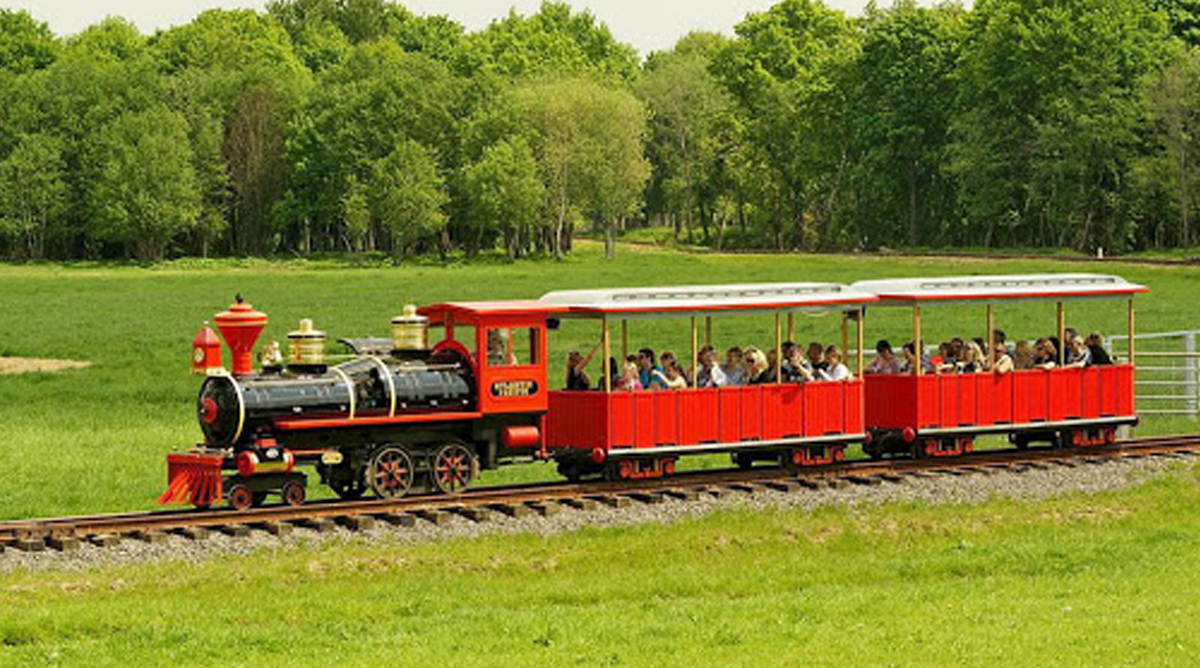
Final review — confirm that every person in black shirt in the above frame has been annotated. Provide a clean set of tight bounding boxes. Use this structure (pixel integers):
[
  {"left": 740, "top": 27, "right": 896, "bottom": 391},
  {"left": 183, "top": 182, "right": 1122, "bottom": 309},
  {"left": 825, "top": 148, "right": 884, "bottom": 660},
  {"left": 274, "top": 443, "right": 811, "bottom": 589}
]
[
  {"left": 1086, "top": 333, "right": 1113, "bottom": 366},
  {"left": 565, "top": 341, "right": 601, "bottom": 391}
]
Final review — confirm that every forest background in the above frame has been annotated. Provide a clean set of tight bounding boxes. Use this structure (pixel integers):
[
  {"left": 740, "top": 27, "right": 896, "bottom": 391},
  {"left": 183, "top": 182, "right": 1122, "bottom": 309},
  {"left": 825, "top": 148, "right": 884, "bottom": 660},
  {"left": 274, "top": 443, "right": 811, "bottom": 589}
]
[{"left": 2, "top": 0, "right": 1200, "bottom": 262}]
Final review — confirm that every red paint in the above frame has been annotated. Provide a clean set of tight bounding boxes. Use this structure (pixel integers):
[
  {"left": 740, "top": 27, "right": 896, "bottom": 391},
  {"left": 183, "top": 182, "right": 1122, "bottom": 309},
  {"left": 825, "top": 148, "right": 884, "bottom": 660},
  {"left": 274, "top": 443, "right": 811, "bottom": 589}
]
[
  {"left": 501, "top": 425, "right": 541, "bottom": 449},
  {"left": 213, "top": 297, "right": 267, "bottom": 377},
  {"left": 191, "top": 325, "right": 222, "bottom": 375}
]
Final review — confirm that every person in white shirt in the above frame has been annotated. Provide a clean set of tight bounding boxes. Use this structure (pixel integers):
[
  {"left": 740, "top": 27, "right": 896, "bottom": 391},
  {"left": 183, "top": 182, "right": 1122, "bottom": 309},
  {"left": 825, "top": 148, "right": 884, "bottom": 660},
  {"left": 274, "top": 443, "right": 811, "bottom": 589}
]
[{"left": 818, "top": 345, "right": 852, "bottom": 381}]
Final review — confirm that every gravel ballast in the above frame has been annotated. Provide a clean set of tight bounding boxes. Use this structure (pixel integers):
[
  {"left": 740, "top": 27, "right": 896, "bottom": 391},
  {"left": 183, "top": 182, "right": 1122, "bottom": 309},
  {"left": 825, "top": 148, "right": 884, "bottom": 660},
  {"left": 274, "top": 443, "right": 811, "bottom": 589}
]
[{"left": 1, "top": 453, "right": 1192, "bottom": 574}]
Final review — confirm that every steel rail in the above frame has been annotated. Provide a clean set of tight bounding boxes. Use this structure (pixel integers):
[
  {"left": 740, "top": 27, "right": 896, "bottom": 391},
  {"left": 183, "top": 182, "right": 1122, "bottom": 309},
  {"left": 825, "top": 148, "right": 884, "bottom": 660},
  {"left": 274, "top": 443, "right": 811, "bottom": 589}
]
[{"left": 2, "top": 435, "right": 1198, "bottom": 548}]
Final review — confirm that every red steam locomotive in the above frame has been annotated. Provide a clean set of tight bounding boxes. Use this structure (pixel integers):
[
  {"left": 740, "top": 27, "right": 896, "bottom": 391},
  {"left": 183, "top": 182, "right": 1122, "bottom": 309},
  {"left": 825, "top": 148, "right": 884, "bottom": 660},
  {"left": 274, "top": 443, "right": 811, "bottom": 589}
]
[{"left": 160, "top": 274, "right": 1144, "bottom": 510}]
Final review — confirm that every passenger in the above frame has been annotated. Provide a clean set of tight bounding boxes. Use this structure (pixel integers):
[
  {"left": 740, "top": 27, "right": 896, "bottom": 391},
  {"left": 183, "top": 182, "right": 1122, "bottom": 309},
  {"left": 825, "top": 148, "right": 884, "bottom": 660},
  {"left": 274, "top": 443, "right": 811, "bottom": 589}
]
[
  {"left": 637, "top": 348, "right": 662, "bottom": 390},
  {"left": 487, "top": 330, "right": 518, "bottom": 366},
  {"left": 865, "top": 339, "right": 902, "bottom": 375},
  {"left": 1048, "top": 336, "right": 1062, "bottom": 364},
  {"left": 697, "top": 346, "right": 728, "bottom": 387},
  {"left": 1034, "top": 340, "right": 1058, "bottom": 369},
  {"left": 900, "top": 341, "right": 932, "bottom": 374},
  {"left": 992, "top": 341, "right": 1015, "bottom": 374},
  {"left": 745, "top": 349, "right": 776, "bottom": 384},
  {"left": 950, "top": 338, "right": 965, "bottom": 363},
  {"left": 1013, "top": 341, "right": 1035, "bottom": 370},
  {"left": 1086, "top": 333, "right": 1113, "bottom": 366},
  {"left": 565, "top": 341, "right": 600, "bottom": 391},
  {"left": 658, "top": 350, "right": 682, "bottom": 388},
  {"left": 781, "top": 341, "right": 812, "bottom": 382},
  {"left": 724, "top": 346, "right": 746, "bottom": 386},
  {"left": 616, "top": 361, "right": 643, "bottom": 392},
  {"left": 1064, "top": 327, "right": 1079, "bottom": 345},
  {"left": 651, "top": 361, "right": 688, "bottom": 390},
  {"left": 818, "top": 345, "right": 852, "bottom": 381},
  {"left": 1064, "top": 337, "right": 1091, "bottom": 368},
  {"left": 935, "top": 342, "right": 956, "bottom": 374},
  {"left": 806, "top": 342, "right": 827, "bottom": 374},
  {"left": 958, "top": 341, "right": 986, "bottom": 373}
]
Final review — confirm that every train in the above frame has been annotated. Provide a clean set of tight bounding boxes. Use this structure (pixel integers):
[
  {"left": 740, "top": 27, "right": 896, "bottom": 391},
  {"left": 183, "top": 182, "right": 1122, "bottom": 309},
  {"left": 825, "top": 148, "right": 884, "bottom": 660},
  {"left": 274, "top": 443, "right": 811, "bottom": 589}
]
[{"left": 160, "top": 274, "right": 1145, "bottom": 510}]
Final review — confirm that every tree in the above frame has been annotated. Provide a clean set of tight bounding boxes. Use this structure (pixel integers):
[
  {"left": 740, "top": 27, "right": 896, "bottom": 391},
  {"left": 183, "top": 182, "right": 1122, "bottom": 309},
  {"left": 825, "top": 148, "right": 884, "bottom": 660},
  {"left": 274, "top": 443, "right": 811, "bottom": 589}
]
[
  {"left": 0, "top": 133, "right": 66, "bottom": 258},
  {"left": 950, "top": 0, "right": 1171, "bottom": 251},
  {"left": 1133, "top": 47, "right": 1200, "bottom": 247},
  {"left": 87, "top": 107, "right": 201, "bottom": 260},
  {"left": 713, "top": 0, "right": 861, "bottom": 250},
  {"left": 369, "top": 139, "right": 448, "bottom": 259},
  {"left": 464, "top": 136, "right": 544, "bottom": 258},
  {"left": 638, "top": 32, "right": 734, "bottom": 244},
  {"left": 847, "top": 1, "right": 965, "bottom": 247},
  {"left": 0, "top": 10, "right": 58, "bottom": 74}
]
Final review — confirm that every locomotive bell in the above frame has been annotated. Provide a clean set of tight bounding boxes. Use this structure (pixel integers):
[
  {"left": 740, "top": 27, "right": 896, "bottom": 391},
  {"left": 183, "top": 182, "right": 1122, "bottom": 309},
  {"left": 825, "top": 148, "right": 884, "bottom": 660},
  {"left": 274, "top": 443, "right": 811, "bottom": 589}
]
[
  {"left": 288, "top": 318, "right": 327, "bottom": 368},
  {"left": 213, "top": 296, "right": 267, "bottom": 377},
  {"left": 391, "top": 303, "right": 429, "bottom": 352}
]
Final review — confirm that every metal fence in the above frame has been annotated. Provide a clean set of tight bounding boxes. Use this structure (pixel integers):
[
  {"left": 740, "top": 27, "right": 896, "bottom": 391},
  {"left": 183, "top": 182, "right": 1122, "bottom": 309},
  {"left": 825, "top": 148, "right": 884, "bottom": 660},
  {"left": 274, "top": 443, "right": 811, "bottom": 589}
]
[{"left": 1109, "top": 330, "right": 1200, "bottom": 418}]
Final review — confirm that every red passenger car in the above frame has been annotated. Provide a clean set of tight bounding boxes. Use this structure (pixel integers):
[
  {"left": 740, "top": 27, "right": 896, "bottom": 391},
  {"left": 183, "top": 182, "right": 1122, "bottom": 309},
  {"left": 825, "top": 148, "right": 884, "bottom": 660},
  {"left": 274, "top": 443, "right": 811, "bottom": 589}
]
[
  {"left": 852, "top": 274, "right": 1146, "bottom": 458},
  {"left": 540, "top": 282, "right": 878, "bottom": 479}
]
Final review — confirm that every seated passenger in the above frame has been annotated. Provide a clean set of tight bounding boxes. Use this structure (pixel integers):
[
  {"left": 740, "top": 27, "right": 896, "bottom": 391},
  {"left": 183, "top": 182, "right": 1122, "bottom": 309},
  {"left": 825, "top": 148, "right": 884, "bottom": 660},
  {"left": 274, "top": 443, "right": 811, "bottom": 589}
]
[
  {"left": 806, "top": 342, "right": 827, "bottom": 374},
  {"left": 616, "top": 361, "right": 643, "bottom": 392},
  {"left": 935, "top": 341, "right": 957, "bottom": 374},
  {"left": 865, "top": 339, "right": 902, "bottom": 375},
  {"left": 659, "top": 350, "right": 684, "bottom": 388},
  {"left": 565, "top": 342, "right": 601, "bottom": 391},
  {"left": 1013, "top": 340, "right": 1035, "bottom": 370},
  {"left": 1048, "top": 335, "right": 1062, "bottom": 364},
  {"left": 1064, "top": 337, "right": 1091, "bottom": 368},
  {"left": 637, "top": 348, "right": 663, "bottom": 390},
  {"left": 745, "top": 349, "right": 776, "bottom": 384},
  {"left": 697, "top": 347, "right": 727, "bottom": 387},
  {"left": 1086, "top": 333, "right": 1112, "bottom": 366},
  {"left": 900, "top": 341, "right": 934, "bottom": 374},
  {"left": 818, "top": 345, "right": 852, "bottom": 381},
  {"left": 958, "top": 341, "right": 986, "bottom": 373},
  {"left": 487, "top": 330, "right": 518, "bottom": 366},
  {"left": 652, "top": 361, "right": 689, "bottom": 390},
  {"left": 724, "top": 346, "right": 746, "bottom": 386},
  {"left": 992, "top": 342, "right": 1015, "bottom": 374},
  {"left": 781, "top": 342, "right": 813, "bottom": 382},
  {"left": 1034, "top": 339, "right": 1058, "bottom": 369}
]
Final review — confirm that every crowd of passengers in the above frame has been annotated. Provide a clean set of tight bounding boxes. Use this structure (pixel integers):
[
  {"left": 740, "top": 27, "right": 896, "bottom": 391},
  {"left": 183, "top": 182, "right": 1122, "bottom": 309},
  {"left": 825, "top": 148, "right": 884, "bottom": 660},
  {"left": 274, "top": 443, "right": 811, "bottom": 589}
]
[
  {"left": 565, "top": 328, "right": 1114, "bottom": 391},
  {"left": 864, "top": 328, "right": 1114, "bottom": 376},
  {"left": 564, "top": 341, "right": 852, "bottom": 392}
]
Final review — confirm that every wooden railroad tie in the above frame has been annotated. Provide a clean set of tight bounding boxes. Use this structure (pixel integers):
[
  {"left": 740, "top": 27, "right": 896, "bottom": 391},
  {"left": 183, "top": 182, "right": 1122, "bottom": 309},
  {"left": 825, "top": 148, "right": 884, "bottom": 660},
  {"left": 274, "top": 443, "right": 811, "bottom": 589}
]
[
  {"left": 217, "top": 524, "right": 251, "bottom": 538},
  {"left": 843, "top": 475, "right": 883, "bottom": 487},
  {"left": 490, "top": 502, "right": 535, "bottom": 518},
  {"left": 796, "top": 478, "right": 824, "bottom": 490},
  {"left": 336, "top": 515, "right": 376, "bottom": 532},
  {"left": 825, "top": 478, "right": 850, "bottom": 489},
  {"left": 704, "top": 486, "right": 732, "bottom": 498},
  {"left": 526, "top": 501, "right": 563, "bottom": 517},
  {"left": 175, "top": 527, "right": 211, "bottom": 541},
  {"left": 252, "top": 521, "right": 292, "bottom": 537},
  {"left": 88, "top": 534, "right": 122, "bottom": 548},
  {"left": 414, "top": 509, "right": 453, "bottom": 526},
  {"left": 375, "top": 512, "right": 417, "bottom": 528},
  {"left": 877, "top": 473, "right": 908, "bottom": 484},
  {"left": 295, "top": 517, "right": 336, "bottom": 533},
  {"left": 561, "top": 497, "right": 599, "bottom": 510},
  {"left": 625, "top": 492, "right": 666, "bottom": 505},
  {"left": 662, "top": 488, "right": 703, "bottom": 501},
  {"left": 454, "top": 506, "right": 492, "bottom": 522},
  {"left": 725, "top": 483, "right": 766, "bottom": 494},
  {"left": 589, "top": 494, "right": 632, "bottom": 509},
  {"left": 9, "top": 537, "right": 44, "bottom": 553},
  {"left": 130, "top": 530, "right": 168, "bottom": 544},
  {"left": 46, "top": 535, "right": 81, "bottom": 552}
]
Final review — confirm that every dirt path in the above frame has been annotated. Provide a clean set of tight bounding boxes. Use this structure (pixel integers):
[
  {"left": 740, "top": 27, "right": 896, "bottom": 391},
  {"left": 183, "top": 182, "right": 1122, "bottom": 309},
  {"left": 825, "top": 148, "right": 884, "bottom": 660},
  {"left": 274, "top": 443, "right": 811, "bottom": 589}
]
[{"left": 0, "top": 357, "right": 91, "bottom": 375}]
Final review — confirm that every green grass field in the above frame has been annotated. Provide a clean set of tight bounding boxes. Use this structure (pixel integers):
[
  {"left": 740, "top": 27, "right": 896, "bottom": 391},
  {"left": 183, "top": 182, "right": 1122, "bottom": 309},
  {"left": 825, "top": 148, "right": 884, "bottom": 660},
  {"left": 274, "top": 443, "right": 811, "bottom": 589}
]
[
  {"left": 1, "top": 466, "right": 1199, "bottom": 667},
  {"left": 0, "top": 241, "right": 1197, "bottom": 519},
  {"left": 3, "top": 243, "right": 1200, "bottom": 667}
]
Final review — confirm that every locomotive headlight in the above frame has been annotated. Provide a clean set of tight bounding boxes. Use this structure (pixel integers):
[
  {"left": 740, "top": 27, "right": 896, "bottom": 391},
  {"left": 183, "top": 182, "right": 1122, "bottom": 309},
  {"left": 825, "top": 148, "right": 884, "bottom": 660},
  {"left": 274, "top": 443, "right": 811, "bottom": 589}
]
[{"left": 321, "top": 451, "right": 344, "bottom": 466}]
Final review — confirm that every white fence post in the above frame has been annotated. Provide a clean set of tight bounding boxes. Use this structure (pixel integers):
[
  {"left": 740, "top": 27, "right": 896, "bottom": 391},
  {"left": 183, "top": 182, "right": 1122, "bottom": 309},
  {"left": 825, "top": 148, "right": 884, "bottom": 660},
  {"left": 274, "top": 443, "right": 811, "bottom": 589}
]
[{"left": 1188, "top": 332, "right": 1198, "bottom": 418}]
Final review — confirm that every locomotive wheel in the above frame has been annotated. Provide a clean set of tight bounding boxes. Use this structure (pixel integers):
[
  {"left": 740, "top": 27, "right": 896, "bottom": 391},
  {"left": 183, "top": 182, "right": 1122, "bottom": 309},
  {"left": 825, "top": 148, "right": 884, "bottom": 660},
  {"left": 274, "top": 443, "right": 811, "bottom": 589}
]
[
  {"left": 367, "top": 446, "right": 414, "bottom": 499},
  {"left": 431, "top": 442, "right": 478, "bottom": 494},
  {"left": 228, "top": 484, "right": 253, "bottom": 511},
  {"left": 281, "top": 480, "right": 306, "bottom": 507}
]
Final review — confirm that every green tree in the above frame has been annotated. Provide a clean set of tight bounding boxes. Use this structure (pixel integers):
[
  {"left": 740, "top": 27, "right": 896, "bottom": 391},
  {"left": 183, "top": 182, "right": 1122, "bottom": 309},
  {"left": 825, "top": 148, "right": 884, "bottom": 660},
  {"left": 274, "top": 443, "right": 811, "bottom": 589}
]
[
  {"left": 464, "top": 136, "right": 544, "bottom": 258},
  {"left": 638, "top": 32, "right": 734, "bottom": 244},
  {"left": 713, "top": 0, "right": 861, "bottom": 249},
  {"left": 847, "top": 1, "right": 965, "bottom": 247},
  {"left": 369, "top": 139, "right": 448, "bottom": 259},
  {"left": 1133, "top": 47, "right": 1200, "bottom": 247},
  {"left": 950, "top": 0, "right": 1171, "bottom": 250},
  {"left": 1156, "top": 0, "right": 1200, "bottom": 46},
  {"left": 0, "top": 9, "right": 58, "bottom": 74},
  {"left": 0, "top": 133, "right": 66, "bottom": 258},
  {"left": 341, "top": 175, "right": 371, "bottom": 251},
  {"left": 87, "top": 107, "right": 201, "bottom": 260}
]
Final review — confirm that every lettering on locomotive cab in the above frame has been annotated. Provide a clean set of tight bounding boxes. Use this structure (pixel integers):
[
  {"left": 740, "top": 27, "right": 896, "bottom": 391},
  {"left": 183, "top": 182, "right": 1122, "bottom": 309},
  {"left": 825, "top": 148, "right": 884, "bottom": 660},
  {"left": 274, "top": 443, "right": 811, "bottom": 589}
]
[{"left": 491, "top": 379, "right": 539, "bottom": 398}]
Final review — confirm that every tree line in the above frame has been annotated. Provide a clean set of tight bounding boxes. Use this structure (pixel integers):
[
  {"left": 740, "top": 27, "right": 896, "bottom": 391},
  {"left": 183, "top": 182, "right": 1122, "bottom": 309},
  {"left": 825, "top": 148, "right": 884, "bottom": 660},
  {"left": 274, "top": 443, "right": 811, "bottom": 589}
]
[{"left": 0, "top": 0, "right": 1198, "bottom": 261}]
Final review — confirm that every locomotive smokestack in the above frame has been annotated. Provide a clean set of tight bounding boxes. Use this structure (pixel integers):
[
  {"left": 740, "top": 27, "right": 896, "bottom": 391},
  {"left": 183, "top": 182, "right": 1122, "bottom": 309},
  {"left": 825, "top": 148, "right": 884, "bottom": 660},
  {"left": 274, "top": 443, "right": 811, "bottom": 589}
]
[{"left": 214, "top": 296, "right": 268, "bottom": 377}]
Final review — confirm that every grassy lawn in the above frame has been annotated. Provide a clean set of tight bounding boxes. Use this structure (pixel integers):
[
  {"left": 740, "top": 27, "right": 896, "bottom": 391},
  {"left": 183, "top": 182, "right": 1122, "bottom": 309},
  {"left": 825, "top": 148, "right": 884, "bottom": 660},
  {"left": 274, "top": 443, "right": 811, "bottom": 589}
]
[
  {"left": 0, "top": 241, "right": 1197, "bottom": 519},
  {"left": 0, "top": 464, "right": 1197, "bottom": 667}
]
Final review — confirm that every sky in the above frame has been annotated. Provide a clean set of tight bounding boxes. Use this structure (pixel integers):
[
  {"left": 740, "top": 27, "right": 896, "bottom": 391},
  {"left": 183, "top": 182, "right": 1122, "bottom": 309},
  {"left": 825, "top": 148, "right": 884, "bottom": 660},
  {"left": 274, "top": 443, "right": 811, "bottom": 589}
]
[{"left": 3, "top": 0, "right": 898, "bottom": 54}]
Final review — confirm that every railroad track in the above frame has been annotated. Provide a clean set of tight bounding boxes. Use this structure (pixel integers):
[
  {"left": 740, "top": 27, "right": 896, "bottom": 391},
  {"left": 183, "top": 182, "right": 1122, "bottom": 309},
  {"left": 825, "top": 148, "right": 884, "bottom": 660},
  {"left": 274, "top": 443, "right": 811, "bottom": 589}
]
[{"left": 3, "top": 435, "right": 1198, "bottom": 553}]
